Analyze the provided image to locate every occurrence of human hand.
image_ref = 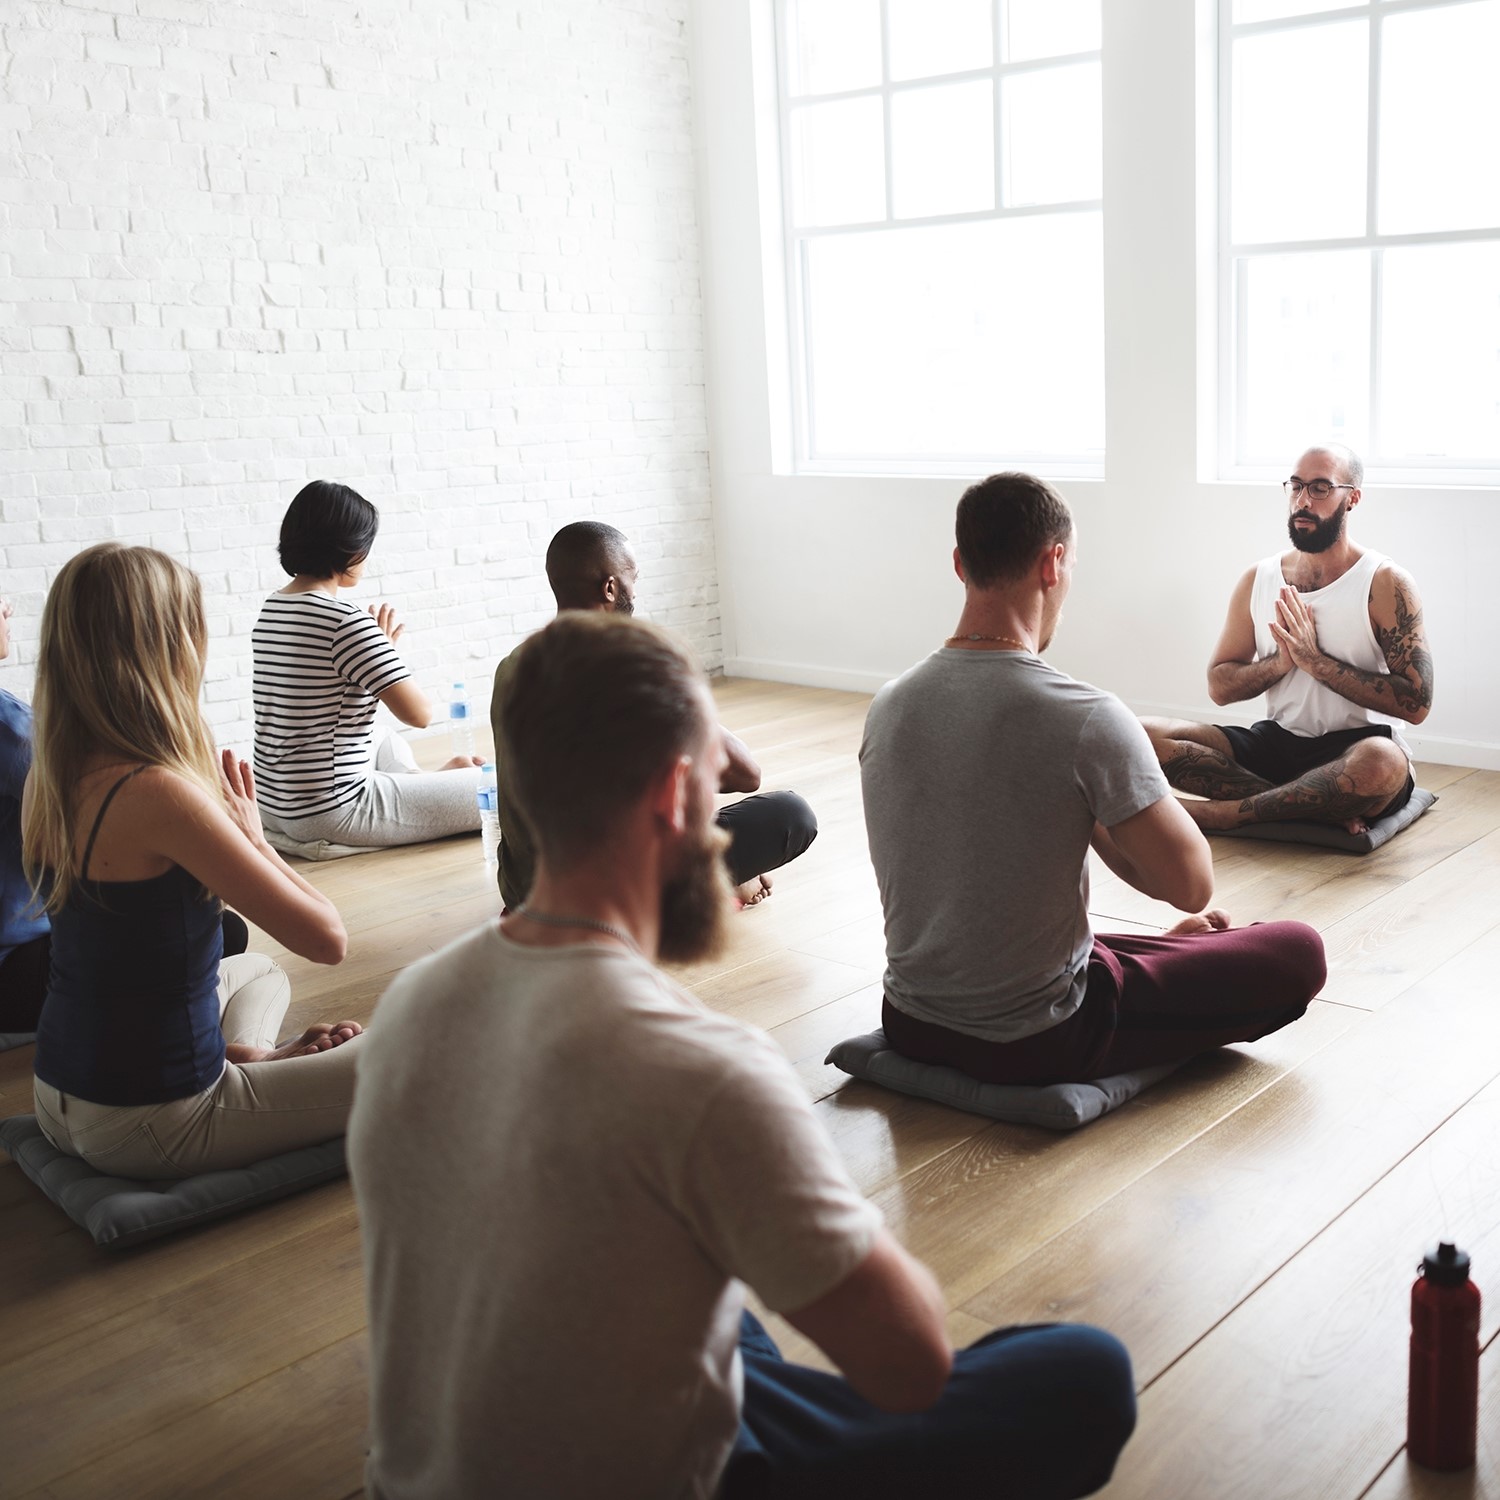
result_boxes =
[0,597,12,660]
[1166,907,1231,936]
[1269,587,1322,672]
[219,749,266,846]
[367,602,404,645]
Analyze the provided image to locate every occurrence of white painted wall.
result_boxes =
[0,0,716,748]
[692,0,1500,768]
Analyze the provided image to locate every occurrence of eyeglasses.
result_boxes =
[1284,479,1354,499]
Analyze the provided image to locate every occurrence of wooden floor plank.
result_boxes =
[876,999,1357,1310]
[34,1334,369,1500]
[1360,1334,1500,1500]
[1105,1076,1500,1500]
[1,681,1494,1499]
[0,1207,366,1497]
[960,923,1500,1385]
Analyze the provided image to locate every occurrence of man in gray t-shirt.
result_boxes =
[862,473,1326,1086]
[354,611,1138,1500]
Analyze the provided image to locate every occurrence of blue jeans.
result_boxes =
[723,1312,1135,1500]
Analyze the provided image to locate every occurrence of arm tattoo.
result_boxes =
[1372,576,1434,715]
[1160,741,1274,800]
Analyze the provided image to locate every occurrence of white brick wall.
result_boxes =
[0,0,717,749]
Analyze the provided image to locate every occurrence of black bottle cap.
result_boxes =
[1421,1241,1471,1286]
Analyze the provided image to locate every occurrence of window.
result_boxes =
[776,0,1105,475]
[1220,0,1500,478]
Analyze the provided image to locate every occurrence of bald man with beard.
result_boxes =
[1142,444,1433,835]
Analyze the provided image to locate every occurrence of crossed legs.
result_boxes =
[1141,718,1410,836]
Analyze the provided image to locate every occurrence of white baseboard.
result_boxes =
[723,656,893,695]
[717,674,1500,772]
[1126,697,1500,772]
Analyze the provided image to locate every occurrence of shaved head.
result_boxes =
[545,521,635,610]
[1299,444,1364,489]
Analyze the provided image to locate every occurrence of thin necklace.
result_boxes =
[513,905,641,956]
[945,633,1032,651]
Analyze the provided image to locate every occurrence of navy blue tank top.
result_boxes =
[33,768,227,1107]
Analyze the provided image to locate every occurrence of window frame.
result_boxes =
[1217,0,1500,484]
[773,0,1106,478]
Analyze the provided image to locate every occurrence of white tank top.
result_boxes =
[1250,549,1411,757]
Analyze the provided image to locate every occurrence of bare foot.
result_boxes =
[1180,796,1243,832]
[1166,908,1232,936]
[441,755,485,771]
[735,874,773,909]
[1344,816,1370,836]
[226,1021,363,1064]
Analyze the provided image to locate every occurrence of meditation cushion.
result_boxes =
[0,1032,36,1052]
[825,1030,1182,1131]
[1208,786,1436,854]
[262,827,382,863]
[0,1114,346,1249]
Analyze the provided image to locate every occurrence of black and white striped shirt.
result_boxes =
[252,591,411,819]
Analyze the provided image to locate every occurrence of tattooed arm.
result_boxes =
[1268,567,1433,725]
[1207,566,1295,706]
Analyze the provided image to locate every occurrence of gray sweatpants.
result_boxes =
[261,729,482,849]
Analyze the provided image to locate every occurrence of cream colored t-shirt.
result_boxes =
[349,923,883,1500]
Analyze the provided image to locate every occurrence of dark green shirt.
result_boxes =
[490,649,536,910]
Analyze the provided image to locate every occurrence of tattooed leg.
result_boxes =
[1157,740,1275,801]
[1185,740,1408,833]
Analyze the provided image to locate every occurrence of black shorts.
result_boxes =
[1216,720,1414,819]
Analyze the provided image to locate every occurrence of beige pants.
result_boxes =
[33,953,361,1180]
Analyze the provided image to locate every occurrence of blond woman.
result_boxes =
[24,544,361,1179]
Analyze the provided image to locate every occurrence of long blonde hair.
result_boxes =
[23,543,224,911]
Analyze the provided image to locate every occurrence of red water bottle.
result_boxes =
[1408,1241,1480,1470]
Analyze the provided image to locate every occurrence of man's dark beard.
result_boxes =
[657,821,732,965]
[613,592,635,616]
[1288,500,1348,554]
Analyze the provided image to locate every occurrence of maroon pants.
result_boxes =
[881,921,1326,1087]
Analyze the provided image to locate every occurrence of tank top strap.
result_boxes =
[80,765,150,882]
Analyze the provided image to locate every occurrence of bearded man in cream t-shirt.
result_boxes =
[351,611,1136,1500]
[1143,444,1434,835]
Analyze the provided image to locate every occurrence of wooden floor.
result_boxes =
[3,678,1499,1500]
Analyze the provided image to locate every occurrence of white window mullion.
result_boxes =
[777,0,1107,475]
[879,0,895,223]
[1366,6,1383,462]
[1219,0,1238,478]
[993,0,1006,209]
[774,0,809,468]
[1221,0,1500,477]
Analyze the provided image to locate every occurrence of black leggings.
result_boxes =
[0,910,251,1034]
[717,792,819,887]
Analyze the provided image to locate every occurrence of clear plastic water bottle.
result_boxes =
[449,681,474,761]
[477,762,500,870]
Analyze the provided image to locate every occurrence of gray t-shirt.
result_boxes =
[349,924,882,1500]
[860,649,1169,1043]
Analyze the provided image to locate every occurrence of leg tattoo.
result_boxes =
[1160,741,1274,800]
[1234,755,1394,827]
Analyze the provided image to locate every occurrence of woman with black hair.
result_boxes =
[252,481,483,849]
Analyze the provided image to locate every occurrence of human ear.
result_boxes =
[648,755,692,835]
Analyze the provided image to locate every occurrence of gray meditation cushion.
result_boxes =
[824,1030,1182,1131]
[261,827,383,862]
[0,1114,346,1249]
[0,1032,36,1052]
[1208,786,1436,853]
